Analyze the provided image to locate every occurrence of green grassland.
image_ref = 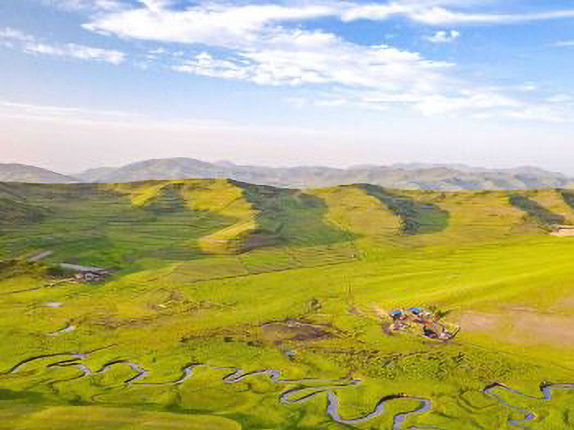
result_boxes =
[1,179,574,429]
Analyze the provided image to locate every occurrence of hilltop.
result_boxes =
[1,179,574,429]
[0,163,77,184]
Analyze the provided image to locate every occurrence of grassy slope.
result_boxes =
[1,181,574,429]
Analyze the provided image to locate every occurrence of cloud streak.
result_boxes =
[0,27,125,64]
[342,4,574,25]
[554,40,574,47]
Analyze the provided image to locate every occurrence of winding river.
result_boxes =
[3,353,574,429]
[483,382,574,430]
[46,324,76,337]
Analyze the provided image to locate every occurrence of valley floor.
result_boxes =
[1,181,574,429]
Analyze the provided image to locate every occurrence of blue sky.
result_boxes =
[2,0,574,173]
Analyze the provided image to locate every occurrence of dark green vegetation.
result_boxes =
[361,185,450,235]
[1,180,574,429]
[508,194,566,228]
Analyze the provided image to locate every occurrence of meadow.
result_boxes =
[1,179,574,429]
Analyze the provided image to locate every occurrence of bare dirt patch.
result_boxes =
[459,312,499,332]
[460,310,574,347]
[503,305,538,313]
[261,320,334,342]
[550,294,574,313]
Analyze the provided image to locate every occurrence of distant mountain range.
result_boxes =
[2,159,574,190]
[0,164,76,184]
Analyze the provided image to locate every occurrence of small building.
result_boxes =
[60,263,109,282]
[75,271,107,282]
[551,225,574,237]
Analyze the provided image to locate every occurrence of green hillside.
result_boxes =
[1,179,574,430]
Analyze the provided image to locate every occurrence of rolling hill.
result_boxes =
[1,179,574,429]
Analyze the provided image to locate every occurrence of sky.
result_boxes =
[2,0,574,174]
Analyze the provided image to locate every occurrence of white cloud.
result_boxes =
[83,1,453,91]
[546,94,573,104]
[340,3,411,22]
[554,40,574,47]
[173,52,251,81]
[343,4,574,25]
[25,0,574,123]
[0,100,144,124]
[0,27,35,42]
[347,87,524,116]
[424,30,460,43]
[414,92,520,115]
[517,83,538,92]
[84,2,338,48]
[40,0,124,12]
[506,106,567,123]
[171,29,452,89]
[324,86,573,123]
[74,1,574,122]
[24,42,125,64]
[85,1,574,49]
[50,0,574,39]
[148,47,167,55]
[0,27,125,64]
[0,98,293,132]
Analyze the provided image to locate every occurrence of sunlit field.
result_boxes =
[1,180,574,429]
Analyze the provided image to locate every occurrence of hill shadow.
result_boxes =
[141,183,186,214]
[508,194,565,226]
[236,182,357,247]
[359,185,450,235]
[560,190,574,213]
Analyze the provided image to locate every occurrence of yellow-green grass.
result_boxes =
[0,404,242,430]
[2,181,574,429]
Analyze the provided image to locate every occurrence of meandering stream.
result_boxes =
[3,353,574,429]
[46,324,76,337]
[483,382,574,430]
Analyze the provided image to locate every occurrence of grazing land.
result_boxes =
[1,179,574,429]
